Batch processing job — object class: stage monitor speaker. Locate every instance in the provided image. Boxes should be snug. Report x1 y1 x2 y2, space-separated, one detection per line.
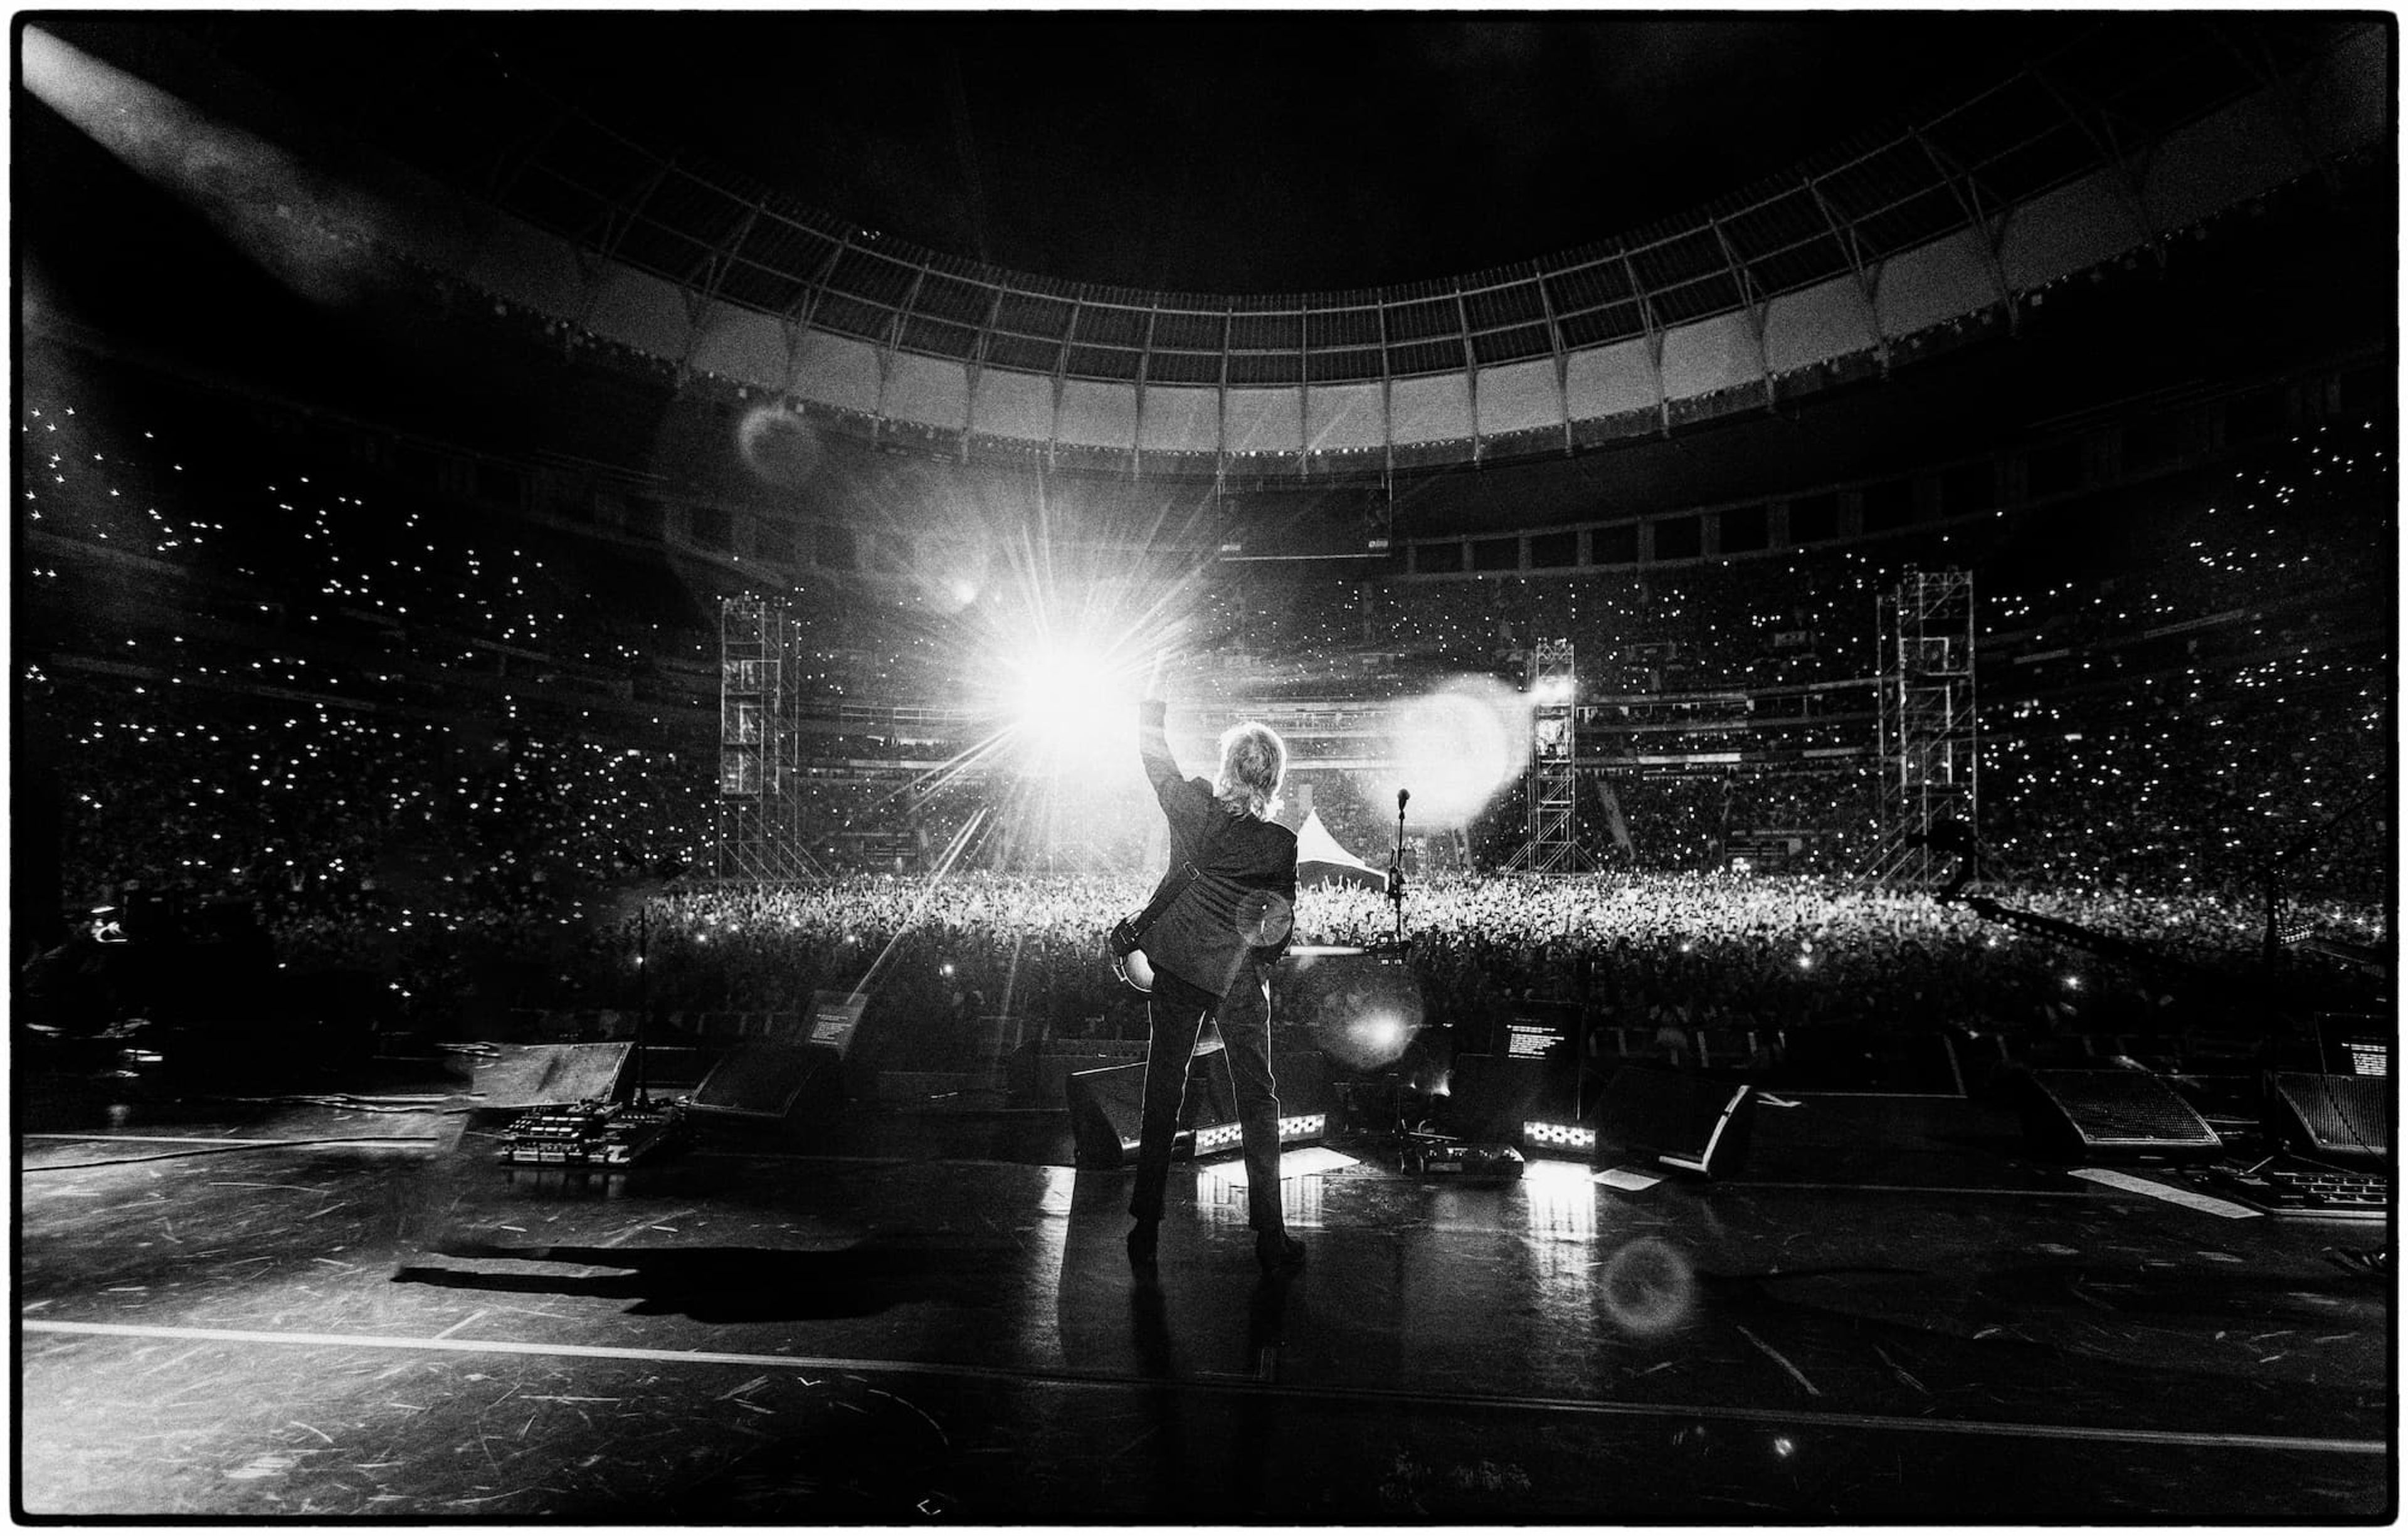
2016 1068 2221 1159
806 991 867 1058
1064 1059 1237 1169
1445 1053 1575 1142
474 1041 634 1108
1503 1001 1581 1066
690 1041 839 1120
1266 1043 1331 1119
1066 1062 1145 1169
2268 1071 2390 1160
1595 1066 1756 1179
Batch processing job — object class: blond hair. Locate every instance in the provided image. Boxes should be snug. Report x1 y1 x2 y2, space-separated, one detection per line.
1214 720 1286 821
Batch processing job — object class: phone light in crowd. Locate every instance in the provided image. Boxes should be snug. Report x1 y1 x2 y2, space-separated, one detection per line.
1523 1120 1598 1157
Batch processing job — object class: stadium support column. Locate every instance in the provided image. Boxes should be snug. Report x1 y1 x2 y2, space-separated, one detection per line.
715 596 821 882
1864 569 1978 889
1504 639 1588 875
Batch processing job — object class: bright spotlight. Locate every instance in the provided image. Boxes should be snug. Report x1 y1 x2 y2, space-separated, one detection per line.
24 26 380 308
1006 643 1129 773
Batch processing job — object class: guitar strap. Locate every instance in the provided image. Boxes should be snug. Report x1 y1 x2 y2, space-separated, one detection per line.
1117 787 1242 956
1114 860 1202 955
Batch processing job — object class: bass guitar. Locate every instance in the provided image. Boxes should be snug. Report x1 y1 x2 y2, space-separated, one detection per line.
1109 868 1292 995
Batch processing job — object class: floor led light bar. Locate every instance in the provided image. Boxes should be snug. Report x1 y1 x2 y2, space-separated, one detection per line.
1193 1113 1327 1158
1523 1120 1598 1155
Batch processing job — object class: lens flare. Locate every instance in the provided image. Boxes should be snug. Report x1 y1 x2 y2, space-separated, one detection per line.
1387 676 1526 828
1598 1236 1696 1337
734 406 825 487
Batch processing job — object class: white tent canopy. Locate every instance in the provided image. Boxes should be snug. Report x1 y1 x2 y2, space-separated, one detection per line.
1295 811 1385 889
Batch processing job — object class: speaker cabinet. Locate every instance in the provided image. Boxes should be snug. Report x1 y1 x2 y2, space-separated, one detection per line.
690 1041 840 1121
2016 1068 2221 1159
473 1041 633 1108
1266 1043 1331 1120
1596 1066 1756 1178
1065 1062 1146 1169
1063 1058 1240 1169
1444 1053 1573 1142
2268 1071 2390 1160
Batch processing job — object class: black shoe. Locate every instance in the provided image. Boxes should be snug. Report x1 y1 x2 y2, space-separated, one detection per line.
1127 1221 1159 1271
1255 1232 1305 1274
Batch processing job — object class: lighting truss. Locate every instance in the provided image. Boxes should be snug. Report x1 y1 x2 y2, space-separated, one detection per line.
714 596 825 881
1504 638 1589 874
1863 569 1979 890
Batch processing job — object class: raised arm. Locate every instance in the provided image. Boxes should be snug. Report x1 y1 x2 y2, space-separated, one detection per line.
1138 685 1218 849
1138 651 1193 809
1138 696 1184 799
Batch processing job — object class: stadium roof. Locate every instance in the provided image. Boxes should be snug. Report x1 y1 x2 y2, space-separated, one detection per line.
187 13 2144 293
20 14 2387 481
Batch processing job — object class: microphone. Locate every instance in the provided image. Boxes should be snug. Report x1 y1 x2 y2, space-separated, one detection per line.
1397 787 1410 811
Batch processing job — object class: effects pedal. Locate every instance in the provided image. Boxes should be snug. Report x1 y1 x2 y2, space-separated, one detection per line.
1405 1139 1526 1179
500 1098 690 1169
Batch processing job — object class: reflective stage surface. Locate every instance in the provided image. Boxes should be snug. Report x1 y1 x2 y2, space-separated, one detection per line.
17 1087 2392 1520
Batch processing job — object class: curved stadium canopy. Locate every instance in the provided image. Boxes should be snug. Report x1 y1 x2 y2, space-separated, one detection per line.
33 17 2392 482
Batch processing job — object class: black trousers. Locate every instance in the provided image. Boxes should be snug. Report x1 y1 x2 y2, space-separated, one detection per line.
1129 965 1286 1234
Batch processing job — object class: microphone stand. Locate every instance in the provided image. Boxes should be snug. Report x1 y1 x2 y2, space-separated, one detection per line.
631 893 655 1108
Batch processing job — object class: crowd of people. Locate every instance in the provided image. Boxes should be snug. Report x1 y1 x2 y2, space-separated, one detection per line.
17 345 2390 1075
609 867 2385 1083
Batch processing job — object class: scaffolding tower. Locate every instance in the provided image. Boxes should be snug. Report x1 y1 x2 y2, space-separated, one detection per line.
1862 569 1980 889
715 596 823 881
1502 639 1589 875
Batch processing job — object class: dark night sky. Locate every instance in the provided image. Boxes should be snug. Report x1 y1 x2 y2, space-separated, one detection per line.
464 10 2098 291
50 11 2110 295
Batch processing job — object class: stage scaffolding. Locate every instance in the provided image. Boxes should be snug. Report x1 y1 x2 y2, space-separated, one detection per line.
714 596 823 881
1862 569 1982 889
1502 639 1589 875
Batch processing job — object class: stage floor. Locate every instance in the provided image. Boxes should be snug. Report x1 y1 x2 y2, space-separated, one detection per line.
16 1078 2393 1522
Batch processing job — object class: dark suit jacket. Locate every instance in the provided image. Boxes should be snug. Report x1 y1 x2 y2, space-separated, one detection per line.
1137 699 1298 1000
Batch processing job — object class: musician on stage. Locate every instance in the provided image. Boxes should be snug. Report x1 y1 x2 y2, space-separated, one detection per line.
1126 664 1303 1275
